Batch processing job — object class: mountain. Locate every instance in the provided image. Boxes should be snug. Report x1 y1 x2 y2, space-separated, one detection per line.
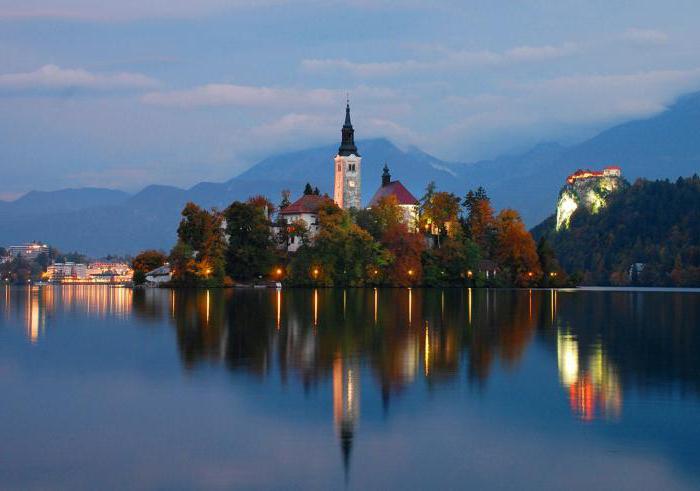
0 188 129 218
235 137 461 202
532 175 700 286
2 90 700 256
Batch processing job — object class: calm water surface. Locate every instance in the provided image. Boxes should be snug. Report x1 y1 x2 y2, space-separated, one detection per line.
1 286 699 490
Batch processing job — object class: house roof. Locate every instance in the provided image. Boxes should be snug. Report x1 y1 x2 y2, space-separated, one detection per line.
369 180 419 207
279 194 331 215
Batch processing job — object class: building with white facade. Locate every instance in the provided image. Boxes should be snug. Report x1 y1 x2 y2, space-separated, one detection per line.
7 243 49 261
46 262 88 281
278 194 332 252
333 101 361 210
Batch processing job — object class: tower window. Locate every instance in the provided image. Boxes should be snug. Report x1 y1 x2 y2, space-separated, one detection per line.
337 164 341 171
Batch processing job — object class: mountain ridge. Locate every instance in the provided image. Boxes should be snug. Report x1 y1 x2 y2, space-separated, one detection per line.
2 90 700 256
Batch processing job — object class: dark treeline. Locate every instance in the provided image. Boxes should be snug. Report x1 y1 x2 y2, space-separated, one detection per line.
534 175 700 286
143 182 570 288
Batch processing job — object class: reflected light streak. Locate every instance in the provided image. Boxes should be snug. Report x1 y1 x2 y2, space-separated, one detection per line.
313 289 318 327
557 331 579 387
276 289 281 329
408 288 412 326
206 290 210 325
424 322 430 377
373 288 377 325
26 287 40 343
441 290 444 320
468 288 472 325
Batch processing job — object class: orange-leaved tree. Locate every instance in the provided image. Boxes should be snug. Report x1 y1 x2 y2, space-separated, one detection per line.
494 209 542 286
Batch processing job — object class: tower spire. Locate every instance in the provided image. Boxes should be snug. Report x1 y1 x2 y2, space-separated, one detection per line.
338 99 359 156
382 163 391 186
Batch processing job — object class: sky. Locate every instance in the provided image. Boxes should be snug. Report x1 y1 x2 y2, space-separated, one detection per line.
1 0 700 199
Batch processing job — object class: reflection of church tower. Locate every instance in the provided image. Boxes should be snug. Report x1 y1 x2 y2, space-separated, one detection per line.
333 101 361 209
333 356 360 480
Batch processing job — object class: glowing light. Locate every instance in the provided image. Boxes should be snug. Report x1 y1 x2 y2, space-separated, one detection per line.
276 268 283 276
407 269 414 276
467 270 473 278
313 288 318 326
557 331 579 387
556 191 578 230
276 289 281 329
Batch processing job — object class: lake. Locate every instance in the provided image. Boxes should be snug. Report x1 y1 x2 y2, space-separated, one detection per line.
1 285 699 490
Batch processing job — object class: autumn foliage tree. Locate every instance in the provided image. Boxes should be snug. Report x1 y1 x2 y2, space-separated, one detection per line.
131 250 167 274
171 202 226 285
463 187 496 255
494 209 542 286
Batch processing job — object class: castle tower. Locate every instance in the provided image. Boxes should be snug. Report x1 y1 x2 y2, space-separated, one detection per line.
333 101 361 209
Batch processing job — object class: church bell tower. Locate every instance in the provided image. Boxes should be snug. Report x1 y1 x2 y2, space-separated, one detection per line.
333 100 361 209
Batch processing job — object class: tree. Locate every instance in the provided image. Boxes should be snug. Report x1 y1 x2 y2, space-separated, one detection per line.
288 202 389 286
303 183 314 195
132 250 167 273
133 270 147 285
171 203 226 285
279 189 291 210
382 223 424 286
494 209 542 286
355 195 404 241
224 200 276 281
421 190 461 247
463 187 496 255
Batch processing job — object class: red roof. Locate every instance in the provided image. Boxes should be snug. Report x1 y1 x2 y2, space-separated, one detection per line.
279 194 331 215
369 180 419 207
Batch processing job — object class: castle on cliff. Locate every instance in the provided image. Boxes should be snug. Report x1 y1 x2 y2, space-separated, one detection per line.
556 165 624 231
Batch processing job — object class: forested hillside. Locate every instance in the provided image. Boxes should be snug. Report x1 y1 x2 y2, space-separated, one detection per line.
533 175 700 286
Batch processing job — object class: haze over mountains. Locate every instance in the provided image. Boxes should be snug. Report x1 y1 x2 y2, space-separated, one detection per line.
2 91 700 257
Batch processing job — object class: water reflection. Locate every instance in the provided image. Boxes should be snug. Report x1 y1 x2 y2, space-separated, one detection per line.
557 331 622 421
2 286 700 469
2 285 133 344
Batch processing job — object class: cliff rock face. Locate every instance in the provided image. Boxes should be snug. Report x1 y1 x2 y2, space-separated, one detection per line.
556 167 625 230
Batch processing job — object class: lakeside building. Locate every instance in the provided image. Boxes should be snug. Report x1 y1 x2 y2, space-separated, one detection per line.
45 262 133 283
46 262 88 281
87 262 133 283
145 264 172 285
6 242 49 261
368 164 419 231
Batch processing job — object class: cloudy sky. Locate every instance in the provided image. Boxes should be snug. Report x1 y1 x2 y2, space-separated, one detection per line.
1 0 700 199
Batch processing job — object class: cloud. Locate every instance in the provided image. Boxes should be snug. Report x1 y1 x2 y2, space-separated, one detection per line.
621 28 669 46
302 43 579 77
0 1 281 21
142 84 337 108
142 83 396 109
0 64 158 92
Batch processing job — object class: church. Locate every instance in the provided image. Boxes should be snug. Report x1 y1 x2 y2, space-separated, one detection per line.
279 102 419 251
333 101 419 228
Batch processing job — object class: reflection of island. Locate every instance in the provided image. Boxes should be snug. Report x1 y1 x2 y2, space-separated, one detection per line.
5 286 700 473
